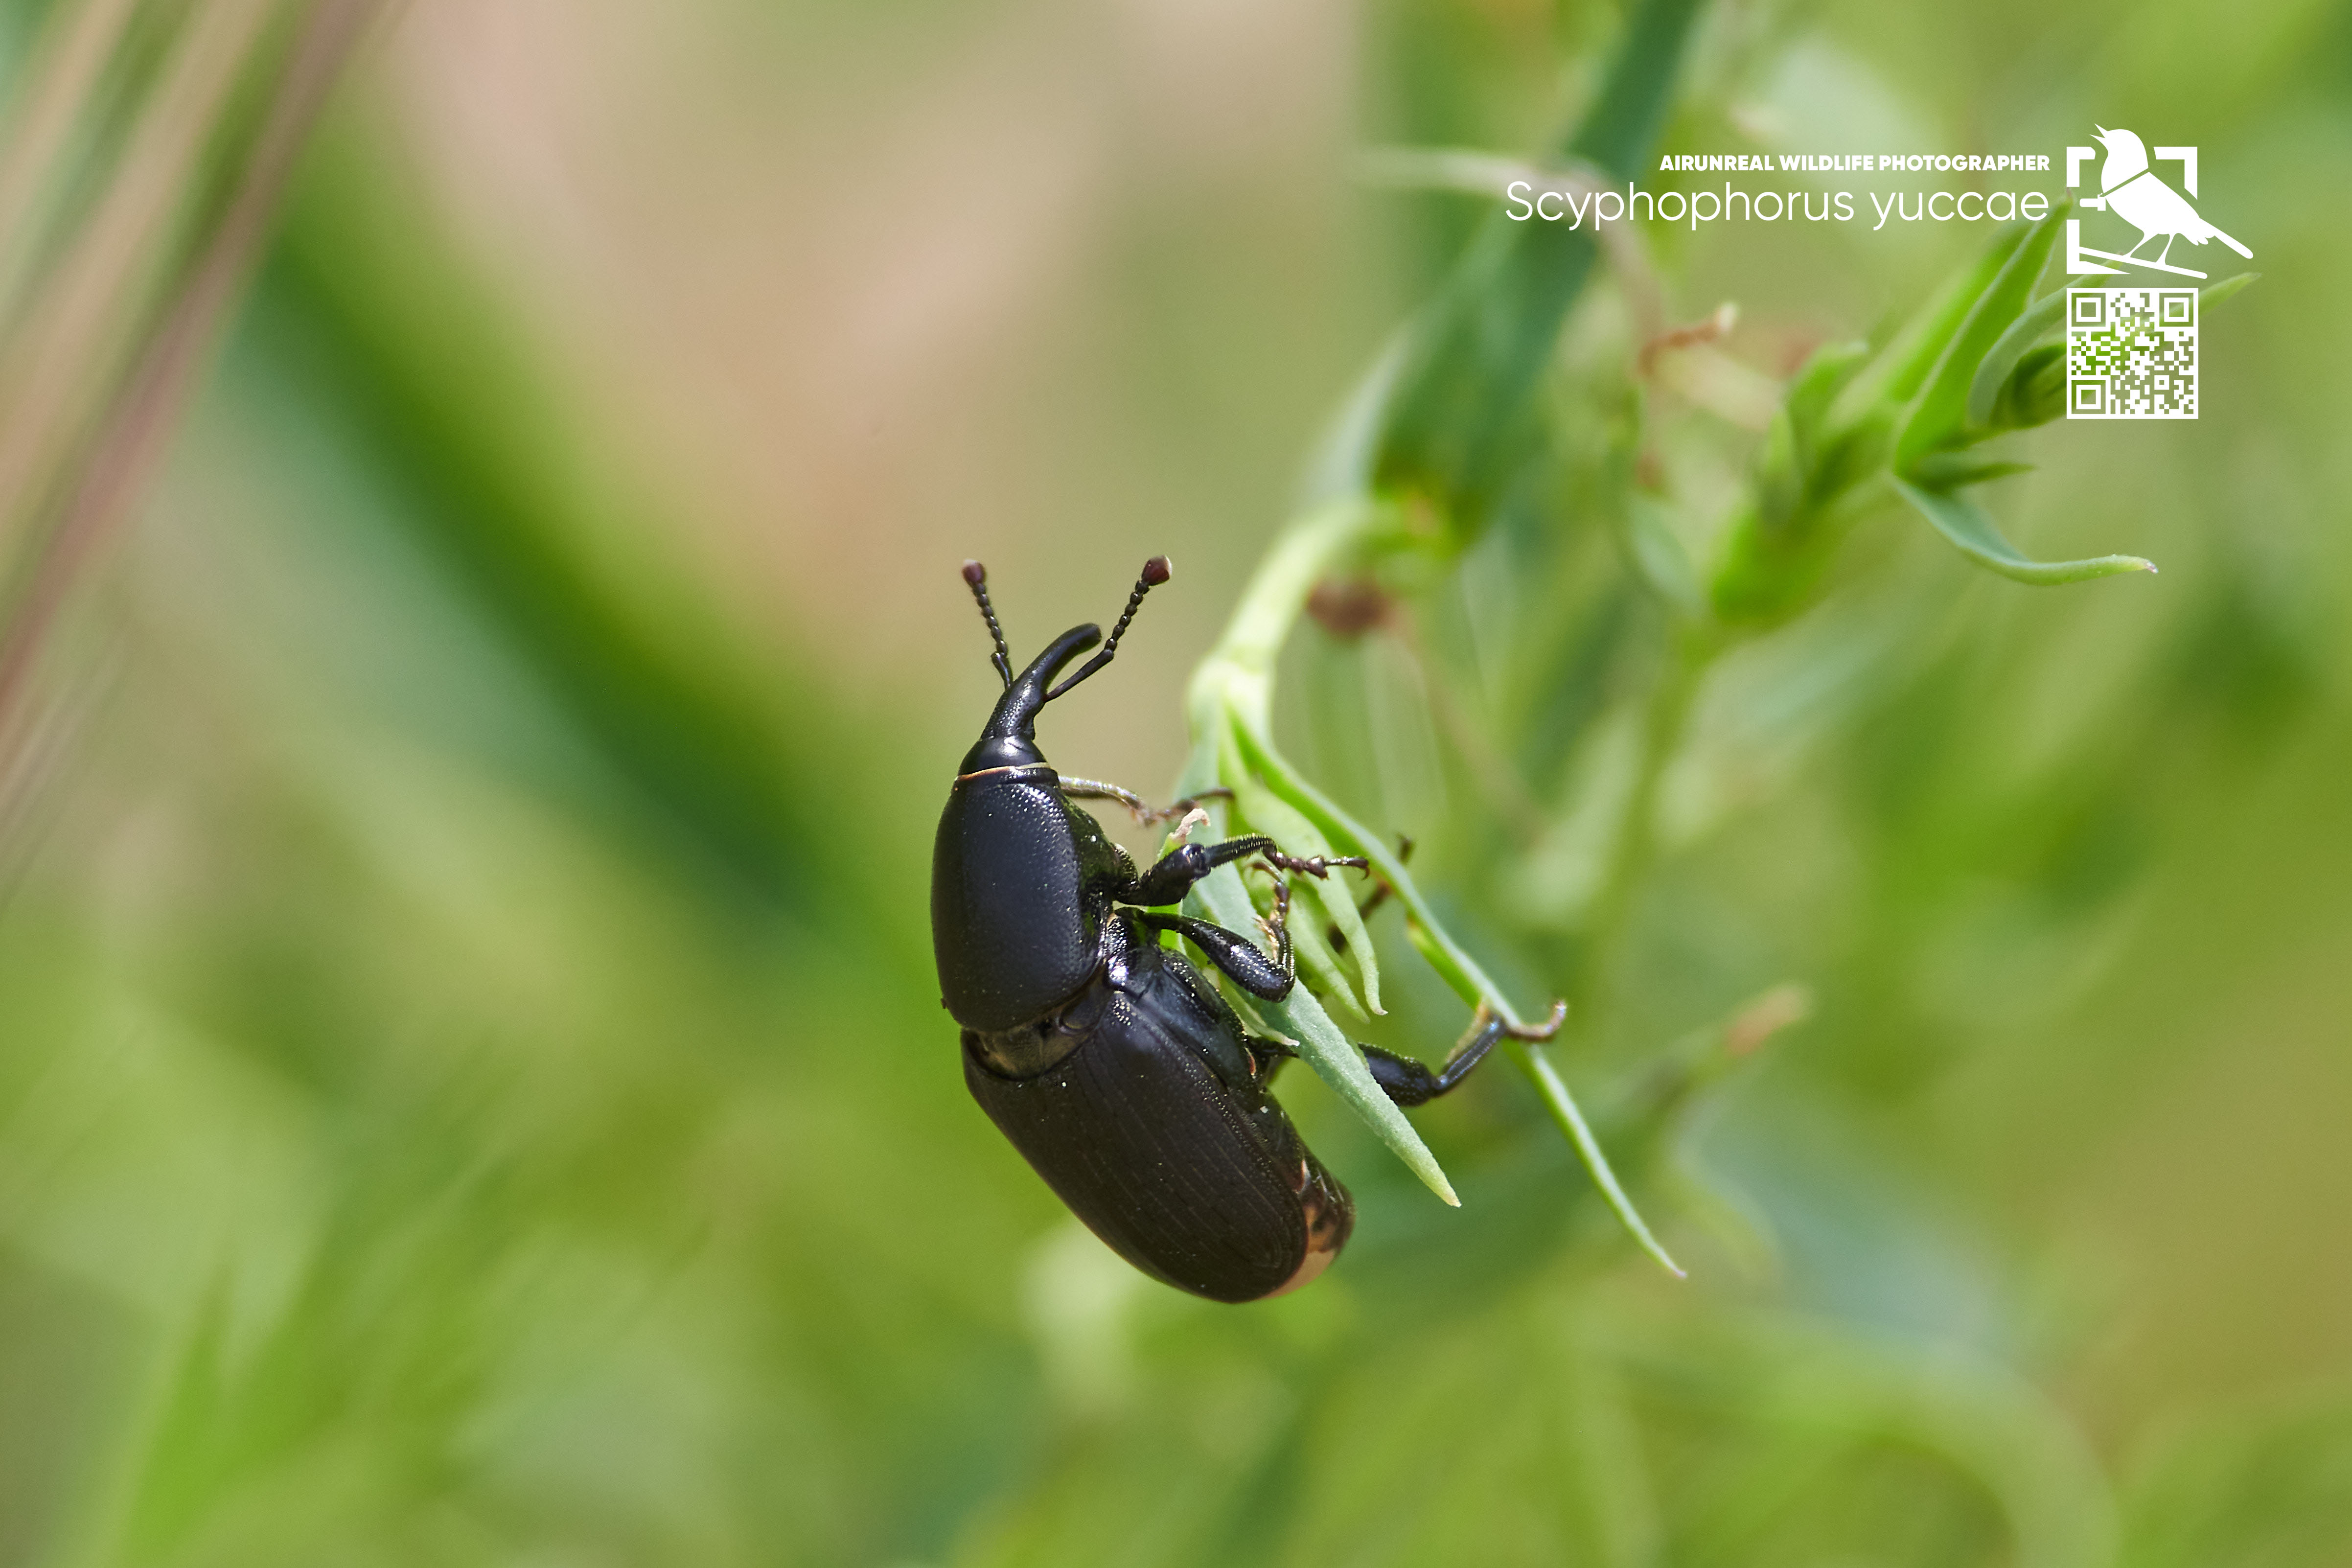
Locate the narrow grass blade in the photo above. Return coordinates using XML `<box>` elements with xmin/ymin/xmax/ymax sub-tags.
<box><xmin>1514</xmin><ymin>1041</ymin><xmax>1685</xmax><ymax>1278</ymax></box>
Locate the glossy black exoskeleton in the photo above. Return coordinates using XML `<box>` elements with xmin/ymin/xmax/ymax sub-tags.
<box><xmin>932</xmin><ymin>557</ymin><xmax>1508</xmax><ymax>1302</ymax></box>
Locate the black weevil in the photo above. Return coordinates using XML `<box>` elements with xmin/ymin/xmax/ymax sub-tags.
<box><xmin>932</xmin><ymin>556</ymin><xmax>1509</xmax><ymax>1302</ymax></box>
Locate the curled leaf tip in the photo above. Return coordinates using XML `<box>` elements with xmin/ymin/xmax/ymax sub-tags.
<box><xmin>1893</xmin><ymin>477</ymin><xmax>2157</xmax><ymax>587</ymax></box>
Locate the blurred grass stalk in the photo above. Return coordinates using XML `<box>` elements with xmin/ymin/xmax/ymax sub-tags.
<box><xmin>0</xmin><ymin>0</ymin><xmax>379</xmax><ymax>849</ymax></box>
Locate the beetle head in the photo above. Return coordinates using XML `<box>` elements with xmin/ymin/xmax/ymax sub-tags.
<box><xmin>960</xmin><ymin>623</ymin><xmax>1101</xmax><ymax>772</ymax></box>
<box><xmin>957</xmin><ymin>557</ymin><xmax>1170</xmax><ymax>774</ymax></box>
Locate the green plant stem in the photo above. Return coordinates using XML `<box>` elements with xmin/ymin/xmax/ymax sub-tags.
<box><xmin>1181</xmin><ymin>498</ymin><xmax>1378</xmax><ymax>750</ymax></box>
<box><xmin>1372</xmin><ymin>0</ymin><xmax>1709</xmax><ymax>510</ymax></box>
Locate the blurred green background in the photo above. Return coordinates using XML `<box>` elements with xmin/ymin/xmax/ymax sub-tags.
<box><xmin>0</xmin><ymin>0</ymin><xmax>2348</xmax><ymax>1563</ymax></box>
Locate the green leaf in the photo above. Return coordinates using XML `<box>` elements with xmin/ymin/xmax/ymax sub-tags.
<box><xmin>1185</xmin><ymin>856</ymin><xmax>1457</xmax><ymax>1206</ymax></box>
<box><xmin>1965</xmin><ymin>288</ymin><xmax>2066</xmax><ymax>430</ymax></box>
<box><xmin>1231</xmin><ymin>774</ymin><xmax>1383</xmax><ymax>1015</ymax></box>
<box><xmin>1903</xmin><ymin>454</ymin><xmax>2034</xmax><ymax>490</ymax></box>
<box><xmin>1782</xmin><ymin>339</ymin><xmax>1873</xmax><ymax>448</ymax></box>
<box><xmin>1291</xmin><ymin>905</ymin><xmax>1371</xmax><ymax>1024</ymax></box>
<box><xmin>1899</xmin><ymin>204</ymin><xmax>2068</xmax><ymax>469</ymax></box>
<box><xmin>1752</xmin><ymin>339</ymin><xmax>1873</xmax><ymax>533</ymax></box>
<box><xmin>1832</xmin><ymin>225</ymin><xmax>2026</xmax><ymax>433</ymax></box>
<box><xmin>1369</xmin><ymin>0</ymin><xmax>1707</xmax><ymax>521</ymax></box>
<box><xmin>1992</xmin><ymin>343</ymin><xmax>2068</xmax><ymax>430</ymax></box>
<box><xmin>1968</xmin><ymin>269</ymin><xmax>2257</xmax><ymax>433</ymax></box>
<box><xmin>1229</xmin><ymin>719</ymin><xmax>1516</xmax><ymax>1013</ymax></box>
<box><xmin>2200</xmin><ymin>271</ymin><xmax>2259</xmax><ymax>309</ymax></box>
<box><xmin>1892</xmin><ymin>476</ymin><xmax>2155</xmax><ymax>585</ymax></box>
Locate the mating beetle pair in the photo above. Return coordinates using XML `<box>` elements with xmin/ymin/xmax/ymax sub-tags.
<box><xmin>931</xmin><ymin>557</ymin><xmax>1508</xmax><ymax>1301</ymax></box>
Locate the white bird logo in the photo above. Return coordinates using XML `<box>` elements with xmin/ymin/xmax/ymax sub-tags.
<box><xmin>2083</xmin><ymin>127</ymin><xmax>2251</xmax><ymax>270</ymax></box>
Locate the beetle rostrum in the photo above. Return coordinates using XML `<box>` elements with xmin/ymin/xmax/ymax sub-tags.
<box><xmin>932</xmin><ymin>556</ymin><xmax>1511</xmax><ymax>1302</ymax></box>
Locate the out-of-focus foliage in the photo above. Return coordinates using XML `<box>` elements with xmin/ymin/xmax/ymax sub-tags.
<box><xmin>0</xmin><ymin>0</ymin><xmax>2349</xmax><ymax>1564</ymax></box>
<box><xmin>0</xmin><ymin>0</ymin><xmax>374</xmax><ymax>847</ymax></box>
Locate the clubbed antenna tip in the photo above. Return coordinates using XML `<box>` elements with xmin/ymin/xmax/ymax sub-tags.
<box><xmin>962</xmin><ymin>558</ymin><xmax>1013</xmax><ymax>688</ymax></box>
<box><xmin>1043</xmin><ymin>553</ymin><xmax>1175</xmax><ymax>702</ymax></box>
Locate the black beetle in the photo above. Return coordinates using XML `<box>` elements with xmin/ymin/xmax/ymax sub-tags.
<box><xmin>932</xmin><ymin>556</ymin><xmax>1509</xmax><ymax>1302</ymax></box>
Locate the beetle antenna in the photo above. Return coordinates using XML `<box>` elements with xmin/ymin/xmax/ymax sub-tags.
<box><xmin>1045</xmin><ymin>555</ymin><xmax>1170</xmax><ymax>701</ymax></box>
<box><xmin>962</xmin><ymin>560</ymin><xmax>1014</xmax><ymax>689</ymax></box>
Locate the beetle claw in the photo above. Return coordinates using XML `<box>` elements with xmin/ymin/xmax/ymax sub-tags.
<box><xmin>1247</xmin><ymin>876</ymin><xmax>1297</xmax><ymax>985</ymax></box>
<box><xmin>1493</xmin><ymin>999</ymin><xmax>1568</xmax><ymax>1041</ymax></box>
<box><xmin>1142</xmin><ymin>785</ymin><xmax>1233</xmax><ymax>824</ymax></box>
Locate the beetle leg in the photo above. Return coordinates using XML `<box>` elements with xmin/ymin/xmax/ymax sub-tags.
<box><xmin>1237</xmin><ymin>1008</ymin><xmax>1510</xmax><ymax>1106</ymax></box>
<box><xmin>1237</xmin><ymin>868</ymin><xmax>1302</xmax><ymax>994</ymax></box>
<box><xmin>1361</xmin><ymin>1012</ymin><xmax>1510</xmax><ymax>1107</ymax></box>
<box><xmin>1357</xmin><ymin>1001</ymin><xmax>1562</xmax><ymax>1105</ymax></box>
<box><xmin>1123</xmin><ymin>834</ymin><xmax>1277</xmax><ymax>908</ymax></box>
<box><xmin>1258</xmin><ymin>847</ymin><xmax>1370</xmax><ymax>880</ymax></box>
<box><xmin>1134</xmin><ymin>913</ymin><xmax>1294</xmax><ymax>1001</ymax></box>
<box><xmin>1059</xmin><ymin>779</ymin><xmax>1236</xmax><ymax>825</ymax></box>
<box><xmin>1056</xmin><ymin>777</ymin><xmax>1150</xmax><ymax>815</ymax></box>
<box><xmin>1250</xmin><ymin>875</ymin><xmax>1295</xmax><ymax>972</ymax></box>
<box><xmin>1242</xmin><ymin>1035</ymin><xmax>1294</xmax><ymax>1082</ymax></box>
<box><xmin>1158</xmin><ymin>787</ymin><xmax>1237</xmax><ymax>821</ymax></box>
<box><xmin>1143</xmin><ymin>785</ymin><xmax>1235</xmax><ymax>823</ymax></box>
<box><xmin>1361</xmin><ymin>1028</ymin><xmax>1499</xmax><ymax>1106</ymax></box>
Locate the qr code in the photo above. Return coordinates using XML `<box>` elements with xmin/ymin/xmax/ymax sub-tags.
<box><xmin>2067</xmin><ymin>288</ymin><xmax>2196</xmax><ymax>419</ymax></box>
